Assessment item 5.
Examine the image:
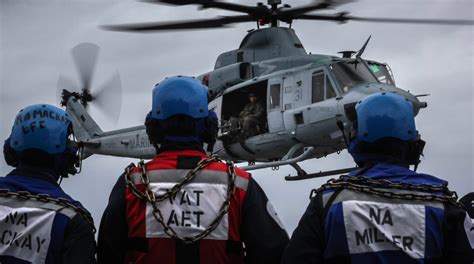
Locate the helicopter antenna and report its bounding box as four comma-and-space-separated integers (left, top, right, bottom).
356, 35, 371, 59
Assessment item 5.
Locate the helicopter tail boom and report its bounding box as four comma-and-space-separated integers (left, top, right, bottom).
63, 90, 103, 141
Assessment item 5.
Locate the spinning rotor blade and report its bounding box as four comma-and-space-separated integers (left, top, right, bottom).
102, 15, 254, 32
71, 43, 100, 93
59, 42, 123, 125
146, 0, 265, 15
57, 75, 80, 93
93, 71, 122, 124
345, 16, 474, 26
278, 0, 350, 17
298, 13, 474, 26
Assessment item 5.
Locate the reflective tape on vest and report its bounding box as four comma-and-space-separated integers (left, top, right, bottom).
129, 169, 249, 191
0, 204, 55, 264
324, 188, 447, 260
0, 196, 77, 219
145, 182, 229, 240
343, 200, 426, 259
331, 189, 444, 210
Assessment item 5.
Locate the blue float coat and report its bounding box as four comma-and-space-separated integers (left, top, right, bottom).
282, 163, 473, 264
0, 166, 96, 264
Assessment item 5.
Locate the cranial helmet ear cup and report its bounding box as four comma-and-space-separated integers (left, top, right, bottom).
3, 138, 18, 167
406, 138, 425, 165
145, 118, 165, 148
202, 111, 218, 152
55, 149, 80, 178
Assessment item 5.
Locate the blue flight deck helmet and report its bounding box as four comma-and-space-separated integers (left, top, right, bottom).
9, 104, 72, 154
152, 76, 209, 120
355, 92, 416, 143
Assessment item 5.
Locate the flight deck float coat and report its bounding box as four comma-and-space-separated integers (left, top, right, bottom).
98, 149, 289, 264
282, 163, 474, 264
0, 166, 96, 264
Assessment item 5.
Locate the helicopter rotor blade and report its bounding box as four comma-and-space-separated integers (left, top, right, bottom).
297, 13, 474, 26
92, 71, 122, 124
278, 0, 350, 17
71, 43, 100, 94
101, 15, 254, 32
144, 0, 265, 15
141, 0, 209, 5
344, 15, 474, 26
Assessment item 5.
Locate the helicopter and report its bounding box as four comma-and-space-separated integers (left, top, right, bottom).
59, 0, 473, 180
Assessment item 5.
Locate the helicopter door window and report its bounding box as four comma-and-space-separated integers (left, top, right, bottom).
312, 71, 325, 103
269, 84, 281, 110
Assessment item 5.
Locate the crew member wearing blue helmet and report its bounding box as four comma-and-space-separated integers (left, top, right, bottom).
282, 92, 473, 263
1, 104, 96, 264
97, 76, 288, 263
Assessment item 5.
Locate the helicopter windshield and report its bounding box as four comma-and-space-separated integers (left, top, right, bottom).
329, 61, 378, 92
366, 61, 395, 85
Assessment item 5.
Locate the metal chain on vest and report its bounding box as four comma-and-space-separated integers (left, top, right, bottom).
124, 155, 237, 243
0, 189, 96, 233
310, 175, 463, 208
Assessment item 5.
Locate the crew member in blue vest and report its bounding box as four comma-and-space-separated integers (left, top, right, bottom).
282, 92, 473, 263
1, 104, 96, 264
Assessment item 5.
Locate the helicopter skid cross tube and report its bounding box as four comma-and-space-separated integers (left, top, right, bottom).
285, 167, 358, 181
239, 146, 314, 171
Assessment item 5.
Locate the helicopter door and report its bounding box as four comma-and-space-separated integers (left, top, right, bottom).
267, 79, 285, 132
306, 68, 340, 123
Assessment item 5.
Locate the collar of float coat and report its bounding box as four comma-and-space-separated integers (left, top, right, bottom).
3, 165, 84, 208
350, 163, 447, 187
157, 141, 205, 155
7, 164, 60, 185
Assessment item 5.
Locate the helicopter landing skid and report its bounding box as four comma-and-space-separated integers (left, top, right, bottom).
239, 146, 315, 171
284, 167, 358, 181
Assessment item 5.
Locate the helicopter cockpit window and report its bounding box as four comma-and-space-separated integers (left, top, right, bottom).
312, 70, 337, 103
367, 61, 395, 85
330, 61, 377, 93
326, 76, 336, 99
269, 84, 281, 110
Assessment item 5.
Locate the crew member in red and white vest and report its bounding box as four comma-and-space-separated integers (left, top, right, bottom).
97, 76, 289, 263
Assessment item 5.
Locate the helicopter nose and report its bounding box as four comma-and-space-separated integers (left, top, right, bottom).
393, 88, 428, 116
340, 84, 428, 123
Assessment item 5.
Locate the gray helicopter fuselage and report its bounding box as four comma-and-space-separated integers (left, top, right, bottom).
209, 58, 423, 162
67, 27, 425, 164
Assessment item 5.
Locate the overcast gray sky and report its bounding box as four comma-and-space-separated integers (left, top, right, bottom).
1, 0, 473, 233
